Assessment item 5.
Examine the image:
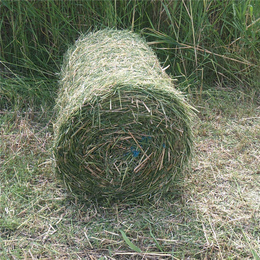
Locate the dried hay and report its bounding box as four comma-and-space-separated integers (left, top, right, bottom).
53, 29, 194, 201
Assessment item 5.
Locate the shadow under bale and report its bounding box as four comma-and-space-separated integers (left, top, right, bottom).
53, 29, 194, 201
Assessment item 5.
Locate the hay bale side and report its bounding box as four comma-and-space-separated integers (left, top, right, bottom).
53, 29, 194, 201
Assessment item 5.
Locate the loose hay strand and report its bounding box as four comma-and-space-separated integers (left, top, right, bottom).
53, 29, 195, 201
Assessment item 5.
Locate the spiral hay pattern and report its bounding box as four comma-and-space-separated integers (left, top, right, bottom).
53, 29, 194, 201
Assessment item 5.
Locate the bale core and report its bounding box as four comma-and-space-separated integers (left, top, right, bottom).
53, 29, 194, 201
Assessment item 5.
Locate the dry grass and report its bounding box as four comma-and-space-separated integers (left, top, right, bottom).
187, 90, 260, 259
0, 89, 259, 259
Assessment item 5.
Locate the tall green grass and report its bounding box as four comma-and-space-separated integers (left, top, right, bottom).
145, 0, 260, 87
1, 0, 259, 109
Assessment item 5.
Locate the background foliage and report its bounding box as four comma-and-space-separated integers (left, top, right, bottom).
1, 0, 260, 110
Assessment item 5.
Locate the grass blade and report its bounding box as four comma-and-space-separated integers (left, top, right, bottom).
150, 229, 163, 252
242, 229, 260, 260
252, 249, 260, 260
120, 230, 142, 253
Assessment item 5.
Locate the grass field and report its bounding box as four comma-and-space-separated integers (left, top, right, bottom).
1, 88, 259, 259
1, 0, 260, 259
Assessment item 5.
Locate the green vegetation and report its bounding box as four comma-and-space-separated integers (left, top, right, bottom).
1, 0, 260, 108
1, 0, 259, 259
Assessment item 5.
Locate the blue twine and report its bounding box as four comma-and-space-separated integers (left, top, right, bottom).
141, 136, 152, 144
131, 146, 140, 157
125, 136, 152, 158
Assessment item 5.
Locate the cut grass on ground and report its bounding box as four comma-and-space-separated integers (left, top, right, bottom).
0, 89, 259, 259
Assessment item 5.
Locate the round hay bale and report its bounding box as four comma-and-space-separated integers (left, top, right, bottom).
53, 29, 194, 201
